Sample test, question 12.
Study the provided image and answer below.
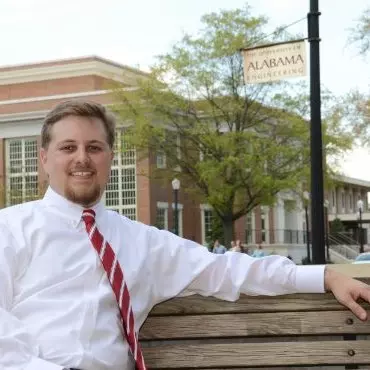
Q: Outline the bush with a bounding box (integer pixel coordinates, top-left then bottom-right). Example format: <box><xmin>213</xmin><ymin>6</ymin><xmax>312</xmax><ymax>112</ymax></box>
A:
<box><xmin>301</xmin><ymin>256</ymin><xmax>312</xmax><ymax>265</ymax></box>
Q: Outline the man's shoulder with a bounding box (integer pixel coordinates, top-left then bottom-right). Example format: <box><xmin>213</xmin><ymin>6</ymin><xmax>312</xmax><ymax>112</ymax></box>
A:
<box><xmin>0</xmin><ymin>200</ymin><xmax>41</xmax><ymax>219</ymax></box>
<box><xmin>0</xmin><ymin>200</ymin><xmax>41</xmax><ymax>238</ymax></box>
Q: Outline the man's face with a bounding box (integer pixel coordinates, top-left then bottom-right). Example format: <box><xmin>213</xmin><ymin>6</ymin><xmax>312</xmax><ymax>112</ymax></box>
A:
<box><xmin>40</xmin><ymin>115</ymin><xmax>114</xmax><ymax>207</ymax></box>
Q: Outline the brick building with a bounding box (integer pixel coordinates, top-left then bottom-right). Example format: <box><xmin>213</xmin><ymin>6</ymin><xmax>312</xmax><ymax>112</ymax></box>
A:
<box><xmin>0</xmin><ymin>56</ymin><xmax>369</xmax><ymax>255</ymax></box>
<box><xmin>0</xmin><ymin>56</ymin><xmax>207</xmax><ymax>242</ymax></box>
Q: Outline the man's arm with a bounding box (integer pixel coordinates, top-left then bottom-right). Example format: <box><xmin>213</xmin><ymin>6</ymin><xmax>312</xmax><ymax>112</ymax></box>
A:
<box><xmin>147</xmin><ymin>227</ymin><xmax>324</xmax><ymax>299</ymax></box>
<box><xmin>0</xmin><ymin>224</ymin><xmax>64</xmax><ymax>370</ymax></box>
<box><xmin>146</xmin><ymin>227</ymin><xmax>370</xmax><ymax>321</ymax></box>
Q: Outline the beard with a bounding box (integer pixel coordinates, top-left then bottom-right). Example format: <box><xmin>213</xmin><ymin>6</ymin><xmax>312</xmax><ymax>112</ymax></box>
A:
<box><xmin>64</xmin><ymin>181</ymin><xmax>102</xmax><ymax>208</ymax></box>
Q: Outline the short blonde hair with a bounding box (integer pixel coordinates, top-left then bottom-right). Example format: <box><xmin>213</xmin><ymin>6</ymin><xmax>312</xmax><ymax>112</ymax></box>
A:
<box><xmin>41</xmin><ymin>100</ymin><xmax>116</xmax><ymax>148</ymax></box>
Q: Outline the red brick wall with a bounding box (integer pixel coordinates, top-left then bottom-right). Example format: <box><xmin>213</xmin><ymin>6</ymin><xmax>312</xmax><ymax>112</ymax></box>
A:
<box><xmin>148</xmin><ymin>156</ymin><xmax>203</xmax><ymax>243</ymax></box>
<box><xmin>136</xmin><ymin>153</ymin><xmax>151</xmax><ymax>225</ymax></box>
<box><xmin>269</xmin><ymin>207</ymin><xmax>275</xmax><ymax>243</ymax></box>
<box><xmin>254</xmin><ymin>206</ymin><xmax>262</xmax><ymax>243</ymax></box>
<box><xmin>234</xmin><ymin>216</ymin><xmax>246</xmax><ymax>243</ymax></box>
<box><xmin>181</xmin><ymin>190</ymin><xmax>201</xmax><ymax>242</ymax></box>
<box><xmin>0</xmin><ymin>76</ymin><xmax>113</xmax><ymax>101</ymax></box>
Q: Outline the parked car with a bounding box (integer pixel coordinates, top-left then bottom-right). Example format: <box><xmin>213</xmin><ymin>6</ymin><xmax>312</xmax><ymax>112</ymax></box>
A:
<box><xmin>353</xmin><ymin>252</ymin><xmax>370</xmax><ymax>264</ymax></box>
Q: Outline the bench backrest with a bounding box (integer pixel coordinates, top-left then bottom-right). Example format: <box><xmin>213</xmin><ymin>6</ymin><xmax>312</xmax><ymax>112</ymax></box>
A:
<box><xmin>140</xmin><ymin>265</ymin><xmax>370</xmax><ymax>369</ymax></box>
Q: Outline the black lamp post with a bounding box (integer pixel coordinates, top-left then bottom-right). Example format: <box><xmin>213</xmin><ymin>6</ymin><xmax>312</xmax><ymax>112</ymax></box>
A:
<box><xmin>172</xmin><ymin>178</ymin><xmax>180</xmax><ymax>235</ymax></box>
<box><xmin>324</xmin><ymin>199</ymin><xmax>330</xmax><ymax>262</ymax></box>
<box><xmin>303</xmin><ymin>191</ymin><xmax>311</xmax><ymax>263</ymax></box>
<box><xmin>308</xmin><ymin>0</ymin><xmax>326</xmax><ymax>264</ymax></box>
<box><xmin>357</xmin><ymin>199</ymin><xmax>364</xmax><ymax>254</ymax></box>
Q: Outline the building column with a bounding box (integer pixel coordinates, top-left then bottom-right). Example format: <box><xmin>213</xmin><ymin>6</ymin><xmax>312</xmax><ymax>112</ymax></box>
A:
<box><xmin>0</xmin><ymin>139</ymin><xmax>5</xmax><ymax>208</ymax></box>
<box><xmin>296</xmin><ymin>197</ymin><xmax>305</xmax><ymax>244</ymax></box>
<box><xmin>273</xmin><ymin>197</ymin><xmax>285</xmax><ymax>244</ymax></box>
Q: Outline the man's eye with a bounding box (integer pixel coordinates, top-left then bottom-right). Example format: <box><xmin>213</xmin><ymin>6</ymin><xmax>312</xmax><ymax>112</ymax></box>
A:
<box><xmin>61</xmin><ymin>146</ymin><xmax>74</xmax><ymax>151</ymax></box>
<box><xmin>89</xmin><ymin>146</ymin><xmax>102</xmax><ymax>152</ymax></box>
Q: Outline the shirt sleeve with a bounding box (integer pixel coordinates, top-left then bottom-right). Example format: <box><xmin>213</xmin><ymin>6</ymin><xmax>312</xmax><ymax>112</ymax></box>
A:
<box><xmin>0</xmin><ymin>224</ymin><xmax>64</xmax><ymax>370</ymax></box>
<box><xmin>147</xmin><ymin>227</ymin><xmax>325</xmax><ymax>304</ymax></box>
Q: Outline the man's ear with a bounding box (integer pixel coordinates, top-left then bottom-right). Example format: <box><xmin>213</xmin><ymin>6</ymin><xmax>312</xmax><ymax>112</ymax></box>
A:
<box><xmin>40</xmin><ymin>147</ymin><xmax>48</xmax><ymax>169</ymax></box>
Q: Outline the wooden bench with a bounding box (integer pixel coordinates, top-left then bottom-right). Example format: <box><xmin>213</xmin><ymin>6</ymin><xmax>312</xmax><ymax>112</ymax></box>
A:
<box><xmin>140</xmin><ymin>264</ymin><xmax>370</xmax><ymax>369</ymax></box>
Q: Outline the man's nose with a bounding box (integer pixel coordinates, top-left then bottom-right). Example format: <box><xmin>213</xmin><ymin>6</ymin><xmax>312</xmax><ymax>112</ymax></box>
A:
<box><xmin>75</xmin><ymin>147</ymin><xmax>90</xmax><ymax>164</ymax></box>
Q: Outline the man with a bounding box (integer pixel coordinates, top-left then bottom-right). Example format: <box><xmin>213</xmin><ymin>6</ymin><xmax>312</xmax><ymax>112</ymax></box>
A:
<box><xmin>0</xmin><ymin>100</ymin><xmax>369</xmax><ymax>370</ymax></box>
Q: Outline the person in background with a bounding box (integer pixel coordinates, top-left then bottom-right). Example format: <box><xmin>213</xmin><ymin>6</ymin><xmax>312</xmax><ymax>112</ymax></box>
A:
<box><xmin>231</xmin><ymin>239</ymin><xmax>242</xmax><ymax>252</ymax></box>
<box><xmin>212</xmin><ymin>239</ymin><xmax>227</xmax><ymax>254</ymax></box>
<box><xmin>252</xmin><ymin>244</ymin><xmax>266</xmax><ymax>258</ymax></box>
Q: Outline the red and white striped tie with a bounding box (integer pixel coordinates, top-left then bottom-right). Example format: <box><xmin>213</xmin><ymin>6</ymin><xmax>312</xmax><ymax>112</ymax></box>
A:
<box><xmin>82</xmin><ymin>209</ymin><xmax>146</xmax><ymax>370</ymax></box>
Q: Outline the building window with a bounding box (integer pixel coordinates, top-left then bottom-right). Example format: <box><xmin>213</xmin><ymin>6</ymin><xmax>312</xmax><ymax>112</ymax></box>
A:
<box><xmin>349</xmin><ymin>193</ymin><xmax>353</xmax><ymax>212</ymax></box>
<box><xmin>5</xmin><ymin>137</ymin><xmax>39</xmax><ymax>206</ymax></box>
<box><xmin>200</xmin><ymin>205</ymin><xmax>214</xmax><ymax>245</ymax></box>
<box><xmin>156</xmin><ymin>131</ymin><xmax>181</xmax><ymax>170</ymax></box>
<box><xmin>203</xmin><ymin>209</ymin><xmax>213</xmax><ymax>242</ymax></box>
<box><xmin>156</xmin><ymin>202</ymin><xmax>168</xmax><ymax>230</ymax></box>
<box><xmin>261</xmin><ymin>213</ymin><xmax>266</xmax><ymax>242</ymax></box>
<box><xmin>156</xmin><ymin>150</ymin><xmax>167</xmax><ymax>168</ymax></box>
<box><xmin>104</xmin><ymin>129</ymin><xmax>137</xmax><ymax>220</ymax></box>
<box><xmin>260</xmin><ymin>206</ymin><xmax>269</xmax><ymax>243</ymax></box>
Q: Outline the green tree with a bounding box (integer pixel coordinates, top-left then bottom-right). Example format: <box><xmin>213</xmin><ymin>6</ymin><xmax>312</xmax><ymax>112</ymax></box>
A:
<box><xmin>349</xmin><ymin>7</ymin><xmax>370</xmax><ymax>56</ymax></box>
<box><xmin>206</xmin><ymin>211</ymin><xmax>224</xmax><ymax>248</ymax></box>
<box><xmin>338</xmin><ymin>90</ymin><xmax>370</xmax><ymax>146</ymax></box>
<box><xmin>114</xmin><ymin>6</ymin><xmax>352</xmax><ymax>246</ymax></box>
<box><xmin>331</xmin><ymin>218</ymin><xmax>345</xmax><ymax>233</ymax></box>
<box><xmin>343</xmin><ymin>7</ymin><xmax>370</xmax><ymax>145</ymax></box>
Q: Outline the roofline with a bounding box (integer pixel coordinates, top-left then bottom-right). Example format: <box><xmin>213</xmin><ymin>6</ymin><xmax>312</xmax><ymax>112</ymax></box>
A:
<box><xmin>0</xmin><ymin>56</ymin><xmax>150</xmax><ymax>86</ymax></box>
<box><xmin>0</xmin><ymin>55</ymin><xmax>149</xmax><ymax>77</ymax></box>
<box><xmin>335</xmin><ymin>175</ymin><xmax>370</xmax><ymax>189</ymax></box>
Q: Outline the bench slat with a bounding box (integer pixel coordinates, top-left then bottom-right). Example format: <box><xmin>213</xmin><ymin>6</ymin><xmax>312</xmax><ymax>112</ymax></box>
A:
<box><xmin>150</xmin><ymin>293</ymin><xmax>370</xmax><ymax>316</ymax></box>
<box><xmin>140</xmin><ymin>310</ymin><xmax>370</xmax><ymax>339</ymax></box>
<box><xmin>143</xmin><ymin>340</ymin><xmax>370</xmax><ymax>368</ymax></box>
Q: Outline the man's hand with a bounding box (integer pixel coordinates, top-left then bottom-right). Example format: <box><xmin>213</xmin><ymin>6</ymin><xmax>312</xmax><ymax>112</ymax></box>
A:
<box><xmin>324</xmin><ymin>267</ymin><xmax>370</xmax><ymax>321</ymax></box>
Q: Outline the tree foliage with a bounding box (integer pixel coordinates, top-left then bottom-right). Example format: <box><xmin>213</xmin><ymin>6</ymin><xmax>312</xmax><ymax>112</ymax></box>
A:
<box><xmin>113</xmin><ymin>5</ymin><xmax>353</xmax><ymax>244</ymax></box>
<box><xmin>338</xmin><ymin>90</ymin><xmax>370</xmax><ymax>146</ymax></box>
<box><xmin>342</xmin><ymin>7</ymin><xmax>370</xmax><ymax>146</ymax></box>
<box><xmin>349</xmin><ymin>7</ymin><xmax>370</xmax><ymax>56</ymax></box>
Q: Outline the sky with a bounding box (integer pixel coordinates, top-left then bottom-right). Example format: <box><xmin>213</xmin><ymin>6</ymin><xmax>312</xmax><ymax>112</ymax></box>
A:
<box><xmin>1</xmin><ymin>0</ymin><xmax>369</xmax><ymax>179</ymax></box>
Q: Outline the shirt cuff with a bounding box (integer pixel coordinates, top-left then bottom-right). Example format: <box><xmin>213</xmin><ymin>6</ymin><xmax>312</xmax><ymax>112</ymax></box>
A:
<box><xmin>295</xmin><ymin>265</ymin><xmax>326</xmax><ymax>293</ymax></box>
<box><xmin>25</xmin><ymin>357</ymin><xmax>64</xmax><ymax>370</ymax></box>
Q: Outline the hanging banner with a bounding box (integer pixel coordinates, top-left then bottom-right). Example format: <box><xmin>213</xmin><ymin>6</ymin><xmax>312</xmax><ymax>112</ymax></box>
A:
<box><xmin>242</xmin><ymin>39</ymin><xmax>307</xmax><ymax>84</ymax></box>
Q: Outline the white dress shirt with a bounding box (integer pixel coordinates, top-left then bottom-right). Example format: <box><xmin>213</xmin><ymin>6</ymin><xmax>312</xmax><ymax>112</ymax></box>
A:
<box><xmin>0</xmin><ymin>187</ymin><xmax>325</xmax><ymax>370</ymax></box>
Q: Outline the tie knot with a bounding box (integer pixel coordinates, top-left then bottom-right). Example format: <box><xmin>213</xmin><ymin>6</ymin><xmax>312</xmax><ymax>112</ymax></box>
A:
<box><xmin>82</xmin><ymin>209</ymin><xmax>96</xmax><ymax>226</ymax></box>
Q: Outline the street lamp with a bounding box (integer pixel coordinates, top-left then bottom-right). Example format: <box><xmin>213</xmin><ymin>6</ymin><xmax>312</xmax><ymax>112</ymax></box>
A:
<box><xmin>357</xmin><ymin>199</ymin><xmax>364</xmax><ymax>254</ymax></box>
<box><xmin>324</xmin><ymin>199</ymin><xmax>330</xmax><ymax>262</ymax></box>
<box><xmin>303</xmin><ymin>191</ymin><xmax>311</xmax><ymax>263</ymax></box>
<box><xmin>172</xmin><ymin>178</ymin><xmax>180</xmax><ymax>236</ymax></box>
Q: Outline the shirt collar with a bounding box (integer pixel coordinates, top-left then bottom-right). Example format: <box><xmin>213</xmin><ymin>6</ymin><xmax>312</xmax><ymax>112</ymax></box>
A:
<box><xmin>42</xmin><ymin>186</ymin><xmax>105</xmax><ymax>228</ymax></box>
